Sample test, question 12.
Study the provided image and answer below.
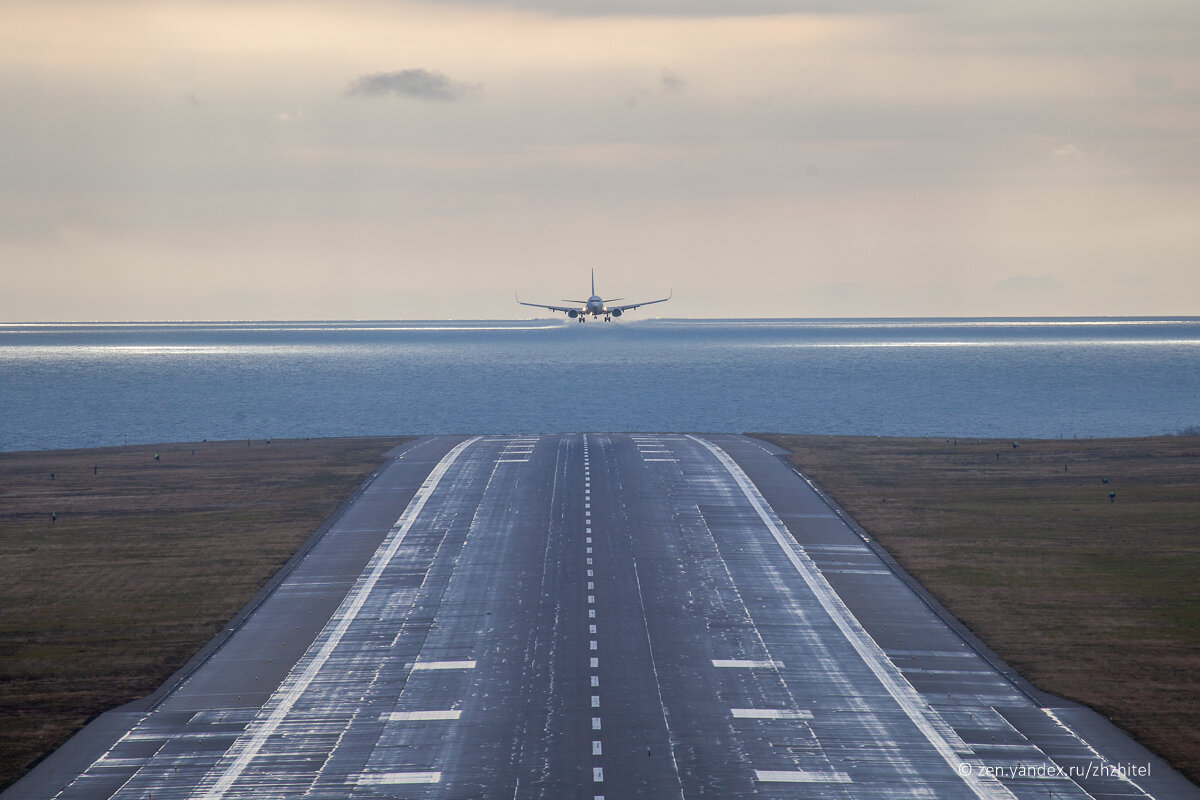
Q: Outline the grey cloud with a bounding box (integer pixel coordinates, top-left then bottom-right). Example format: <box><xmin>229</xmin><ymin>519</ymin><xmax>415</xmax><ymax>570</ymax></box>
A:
<box><xmin>661</xmin><ymin>68</ymin><xmax>685</xmax><ymax>94</ymax></box>
<box><xmin>345</xmin><ymin>69</ymin><xmax>480</xmax><ymax>101</ymax></box>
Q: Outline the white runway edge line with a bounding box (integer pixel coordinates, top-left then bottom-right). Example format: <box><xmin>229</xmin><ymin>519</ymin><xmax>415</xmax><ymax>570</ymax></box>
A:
<box><xmin>687</xmin><ymin>436</ymin><xmax>1016</xmax><ymax>800</ymax></box>
<box><xmin>192</xmin><ymin>436</ymin><xmax>481</xmax><ymax>800</ymax></box>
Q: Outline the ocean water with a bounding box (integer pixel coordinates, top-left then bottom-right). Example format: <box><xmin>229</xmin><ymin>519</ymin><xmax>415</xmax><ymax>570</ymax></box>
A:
<box><xmin>1</xmin><ymin>318</ymin><xmax>1198</xmax><ymax>452</ymax></box>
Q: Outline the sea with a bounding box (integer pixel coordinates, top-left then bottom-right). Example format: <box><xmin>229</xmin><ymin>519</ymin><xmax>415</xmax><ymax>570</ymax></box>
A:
<box><xmin>1</xmin><ymin>318</ymin><xmax>1198</xmax><ymax>452</ymax></box>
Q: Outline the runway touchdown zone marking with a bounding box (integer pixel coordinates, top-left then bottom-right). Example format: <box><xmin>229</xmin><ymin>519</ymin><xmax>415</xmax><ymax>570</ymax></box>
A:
<box><xmin>755</xmin><ymin>769</ymin><xmax>852</xmax><ymax>783</ymax></box>
<box><xmin>731</xmin><ymin>708</ymin><xmax>813</xmax><ymax>720</ymax></box>
<box><xmin>387</xmin><ymin>711</ymin><xmax>462</xmax><ymax>721</ymax></box>
<box><xmin>410</xmin><ymin>660</ymin><xmax>476</xmax><ymax>670</ymax></box>
<box><xmin>357</xmin><ymin>771</ymin><xmax>442</xmax><ymax>785</ymax></box>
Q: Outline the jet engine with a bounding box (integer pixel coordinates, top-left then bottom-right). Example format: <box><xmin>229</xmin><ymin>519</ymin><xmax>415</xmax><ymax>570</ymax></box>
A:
<box><xmin>567</xmin><ymin>309</ymin><xmax>579</xmax><ymax>318</ymax></box>
<box><xmin>610</xmin><ymin>308</ymin><xmax>623</xmax><ymax>317</ymax></box>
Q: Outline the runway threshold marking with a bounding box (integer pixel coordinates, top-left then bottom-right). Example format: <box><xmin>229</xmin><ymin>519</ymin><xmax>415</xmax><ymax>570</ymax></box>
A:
<box><xmin>194</xmin><ymin>436</ymin><xmax>481</xmax><ymax>800</ymax></box>
<box><xmin>688</xmin><ymin>435</ymin><xmax>1016</xmax><ymax>800</ymax></box>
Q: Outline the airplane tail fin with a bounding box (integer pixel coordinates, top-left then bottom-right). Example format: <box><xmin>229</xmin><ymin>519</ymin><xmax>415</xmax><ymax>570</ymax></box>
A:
<box><xmin>591</xmin><ymin>268</ymin><xmax>595</xmax><ymax>297</ymax></box>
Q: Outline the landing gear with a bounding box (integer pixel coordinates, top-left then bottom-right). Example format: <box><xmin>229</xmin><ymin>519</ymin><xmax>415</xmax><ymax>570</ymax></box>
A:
<box><xmin>604</xmin><ymin>315</ymin><xmax>612</xmax><ymax>322</ymax></box>
<box><xmin>577</xmin><ymin>316</ymin><xmax>586</xmax><ymax>323</ymax></box>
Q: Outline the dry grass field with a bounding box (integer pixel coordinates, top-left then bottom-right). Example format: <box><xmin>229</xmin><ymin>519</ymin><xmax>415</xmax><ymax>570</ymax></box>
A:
<box><xmin>0</xmin><ymin>437</ymin><xmax>406</xmax><ymax>791</ymax></box>
<box><xmin>758</xmin><ymin>434</ymin><xmax>1200</xmax><ymax>783</ymax></box>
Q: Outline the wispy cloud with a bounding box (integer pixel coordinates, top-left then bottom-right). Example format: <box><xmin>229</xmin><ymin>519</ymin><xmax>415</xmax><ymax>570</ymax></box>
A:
<box><xmin>345</xmin><ymin>69</ymin><xmax>480</xmax><ymax>101</ymax></box>
<box><xmin>660</xmin><ymin>68</ymin><xmax>685</xmax><ymax>94</ymax></box>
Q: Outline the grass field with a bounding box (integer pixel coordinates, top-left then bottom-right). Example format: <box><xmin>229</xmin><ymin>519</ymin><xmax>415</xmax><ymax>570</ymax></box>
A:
<box><xmin>0</xmin><ymin>437</ymin><xmax>406</xmax><ymax>791</ymax></box>
<box><xmin>757</xmin><ymin>434</ymin><xmax>1200</xmax><ymax>784</ymax></box>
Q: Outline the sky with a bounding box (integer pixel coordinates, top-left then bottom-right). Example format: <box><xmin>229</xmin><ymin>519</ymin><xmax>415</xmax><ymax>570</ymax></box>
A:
<box><xmin>2</xmin><ymin>0</ymin><xmax>1199</xmax><ymax>320</ymax></box>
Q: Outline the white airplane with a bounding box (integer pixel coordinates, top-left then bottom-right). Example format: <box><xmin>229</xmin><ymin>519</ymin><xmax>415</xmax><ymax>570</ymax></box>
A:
<box><xmin>518</xmin><ymin>270</ymin><xmax>671</xmax><ymax>322</ymax></box>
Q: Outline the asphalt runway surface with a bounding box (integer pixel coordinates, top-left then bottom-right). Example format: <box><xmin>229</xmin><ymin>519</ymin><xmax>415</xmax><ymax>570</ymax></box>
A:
<box><xmin>8</xmin><ymin>435</ymin><xmax>1196</xmax><ymax>799</ymax></box>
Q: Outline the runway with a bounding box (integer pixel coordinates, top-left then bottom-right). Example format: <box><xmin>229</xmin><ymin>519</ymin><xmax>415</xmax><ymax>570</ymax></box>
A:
<box><xmin>10</xmin><ymin>435</ymin><xmax>1193</xmax><ymax>799</ymax></box>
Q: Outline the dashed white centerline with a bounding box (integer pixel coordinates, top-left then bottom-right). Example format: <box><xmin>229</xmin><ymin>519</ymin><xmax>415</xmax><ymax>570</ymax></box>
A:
<box><xmin>592</xmin><ymin>741</ymin><xmax>603</xmax><ymax>755</ymax></box>
<box><xmin>593</xmin><ymin>767</ymin><xmax>604</xmax><ymax>782</ymax></box>
<box><xmin>592</xmin><ymin>717</ymin><xmax>602</xmax><ymax>730</ymax></box>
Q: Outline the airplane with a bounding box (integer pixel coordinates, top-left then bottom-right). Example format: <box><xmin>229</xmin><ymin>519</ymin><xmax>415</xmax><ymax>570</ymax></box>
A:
<box><xmin>518</xmin><ymin>270</ymin><xmax>671</xmax><ymax>322</ymax></box>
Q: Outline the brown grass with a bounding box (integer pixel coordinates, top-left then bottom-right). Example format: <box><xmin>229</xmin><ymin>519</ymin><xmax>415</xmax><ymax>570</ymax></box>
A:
<box><xmin>756</xmin><ymin>434</ymin><xmax>1200</xmax><ymax>783</ymax></box>
<box><xmin>0</xmin><ymin>436</ymin><xmax>407</xmax><ymax>791</ymax></box>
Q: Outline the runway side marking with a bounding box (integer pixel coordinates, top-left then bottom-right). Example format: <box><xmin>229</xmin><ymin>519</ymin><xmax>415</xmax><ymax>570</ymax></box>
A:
<box><xmin>358</xmin><ymin>772</ymin><xmax>442</xmax><ymax>785</ymax></box>
<box><xmin>194</xmin><ymin>436</ymin><xmax>481</xmax><ymax>800</ymax></box>
<box><xmin>713</xmin><ymin>659</ymin><xmax>782</xmax><ymax>669</ymax></box>
<box><xmin>688</xmin><ymin>435</ymin><xmax>1015</xmax><ymax>800</ymax></box>
<box><xmin>411</xmin><ymin>660</ymin><xmax>476</xmax><ymax>670</ymax></box>
<box><xmin>731</xmin><ymin>708</ymin><xmax>813</xmax><ymax>720</ymax></box>
<box><xmin>755</xmin><ymin>770</ymin><xmax>851</xmax><ymax>783</ymax></box>
<box><xmin>1042</xmin><ymin>708</ymin><xmax>1153</xmax><ymax>797</ymax></box>
<box><xmin>387</xmin><ymin>711</ymin><xmax>462</xmax><ymax>721</ymax></box>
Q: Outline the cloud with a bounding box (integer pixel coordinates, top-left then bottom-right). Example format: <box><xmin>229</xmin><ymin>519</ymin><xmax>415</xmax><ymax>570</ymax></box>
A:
<box><xmin>345</xmin><ymin>69</ymin><xmax>480</xmax><ymax>101</ymax></box>
<box><xmin>1051</xmin><ymin>143</ymin><xmax>1086</xmax><ymax>159</ymax></box>
<box><xmin>660</xmin><ymin>68</ymin><xmax>685</xmax><ymax>93</ymax></box>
